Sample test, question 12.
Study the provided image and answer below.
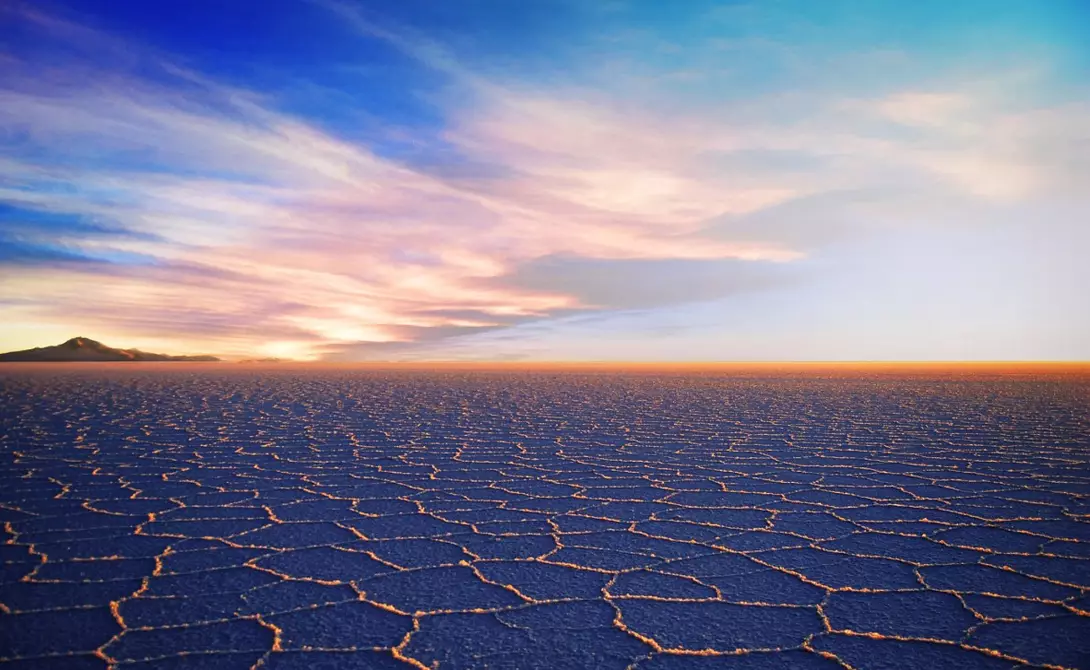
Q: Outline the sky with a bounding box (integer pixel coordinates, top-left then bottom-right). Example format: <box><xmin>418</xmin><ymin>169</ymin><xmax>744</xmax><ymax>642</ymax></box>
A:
<box><xmin>0</xmin><ymin>0</ymin><xmax>1088</xmax><ymax>361</ymax></box>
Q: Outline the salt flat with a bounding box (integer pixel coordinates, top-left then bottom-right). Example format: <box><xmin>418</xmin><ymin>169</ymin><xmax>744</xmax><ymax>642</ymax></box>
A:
<box><xmin>1</xmin><ymin>367</ymin><xmax>1088</xmax><ymax>669</ymax></box>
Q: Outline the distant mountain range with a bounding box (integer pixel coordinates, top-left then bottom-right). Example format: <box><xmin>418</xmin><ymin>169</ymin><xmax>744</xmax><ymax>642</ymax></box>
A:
<box><xmin>0</xmin><ymin>337</ymin><xmax>220</xmax><ymax>362</ymax></box>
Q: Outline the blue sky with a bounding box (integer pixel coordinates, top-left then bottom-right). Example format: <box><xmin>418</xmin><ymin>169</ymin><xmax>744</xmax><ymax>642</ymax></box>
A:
<box><xmin>1</xmin><ymin>0</ymin><xmax>1087</xmax><ymax>360</ymax></box>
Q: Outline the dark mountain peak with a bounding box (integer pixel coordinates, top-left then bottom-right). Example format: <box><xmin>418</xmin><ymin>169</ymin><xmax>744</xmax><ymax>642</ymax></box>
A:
<box><xmin>62</xmin><ymin>337</ymin><xmax>105</xmax><ymax>349</ymax></box>
<box><xmin>0</xmin><ymin>337</ymin><xmax>220</xmax><ymax>362</ymax></box>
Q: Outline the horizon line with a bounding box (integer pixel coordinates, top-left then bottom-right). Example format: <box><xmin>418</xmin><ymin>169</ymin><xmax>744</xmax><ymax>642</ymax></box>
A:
<box><xmin>5</xmin><ymin>359</ymin><xmax>1089</xmax><ymax>369</ymax></box>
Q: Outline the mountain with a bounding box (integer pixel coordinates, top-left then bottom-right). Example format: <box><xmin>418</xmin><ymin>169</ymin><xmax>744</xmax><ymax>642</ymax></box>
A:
<box><xmin>0</xmin><ymin>337</ymin><xmax>220</xmax><ymax>362</ymax></box>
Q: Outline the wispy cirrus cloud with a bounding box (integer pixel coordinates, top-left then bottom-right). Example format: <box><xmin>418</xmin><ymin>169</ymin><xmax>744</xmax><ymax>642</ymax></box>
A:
<box><xmin>1</xmin><ymin>1</ymin><xmax>1086</xmax><ymax>360</ymax></box>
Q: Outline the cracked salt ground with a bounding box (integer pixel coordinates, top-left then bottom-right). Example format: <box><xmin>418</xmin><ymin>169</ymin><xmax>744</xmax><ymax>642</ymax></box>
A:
<box><xmin>0</xmin><ymin>368</ymin><xmax>1088</xmax><ymax>669</ymax></box>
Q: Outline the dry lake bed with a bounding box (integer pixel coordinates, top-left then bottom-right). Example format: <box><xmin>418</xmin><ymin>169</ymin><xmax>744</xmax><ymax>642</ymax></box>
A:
<box><xmin>1</xmin><ymin>366</ymin><xmax>1088</xmax><ymax>669</ymax></box>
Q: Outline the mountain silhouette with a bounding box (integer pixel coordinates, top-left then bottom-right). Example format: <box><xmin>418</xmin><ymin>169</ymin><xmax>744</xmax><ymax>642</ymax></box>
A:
<box><xmin>0</xmin><ymin>337</ymin><xmax>220</xmax><ymax>362</ymax></box>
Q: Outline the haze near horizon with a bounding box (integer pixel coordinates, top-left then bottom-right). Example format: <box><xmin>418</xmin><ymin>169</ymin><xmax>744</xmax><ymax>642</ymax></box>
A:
<box><xmin>1</xmin><ymin>0</ymin><xmax>1087</xmax><ymax>361</ymax></box>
